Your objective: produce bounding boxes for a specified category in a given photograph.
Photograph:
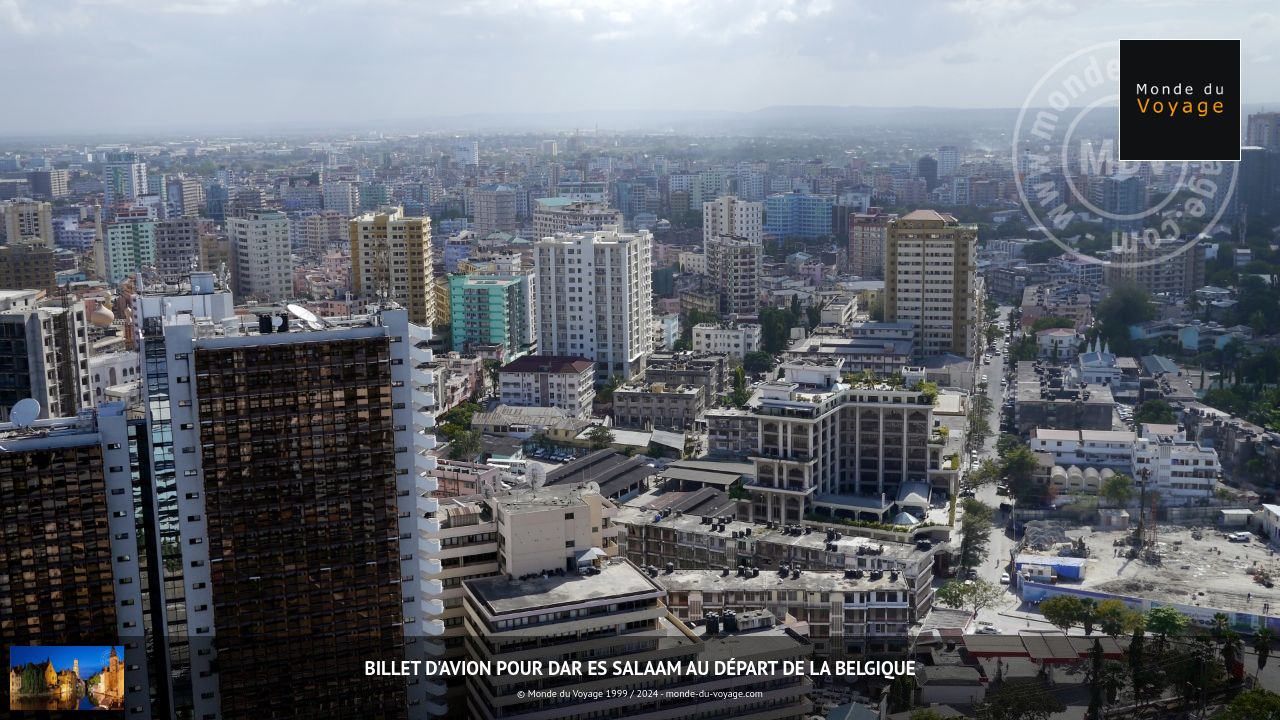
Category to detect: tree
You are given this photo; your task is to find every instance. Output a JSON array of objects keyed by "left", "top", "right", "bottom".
[
  {"left": 1146, "top": 606, "right": 1189, "bottom": 647},
  {"left": 958, "top": 498, "right": 994, "bottom": 570},
  {"left": 1254, "top": 627, "right": 1274, "bottom": 678},
  {"left": 936, "top": 579, "right": 1004, "bottom": 616},
  {"left": 976, "top": 678, "right": 1066, "bottom": 720},
  {"left": 968, "top": 459, "right": 1002, "bottom": 488},
  {"left": 1040, "top": 595, "right": 1086, "bottom": 633},
  {"left": 996, "top": 433, "right": 1023, "bottom": 457},
  {"left": 1133, "top": 399, "right": 1177, "bottom": 426},
  {"left": 448, "top": 430, "right": 482, "bottom": 460},
  {"left": 729, "top": 366, "right": 751, "bottom": 408},
  {"left": 1086, "top": 639, "right": 1104, "bottom": 720},
  {"left": 1095, "top": 282, "right": 1155, "bottom": 354},
  {"left": 586, "top": 425, "right": 615, "bottom": 450},
  {"left": 1002, "top": 445, "right": 1044, "bottom": 505},
  {"left": 868, "top": 295, "right": 885, "bottom": 322},
  {"left": 743, "top": 351, "right": 774, "bottom": 374},
  {"left": 1094, "top": 599, "right": 1142, "bottom": 638},
  {"left": 1100, "top": 473, "right": 1135, "bottom": 508},
  {"left": 1030, "top": 316, "right": 1075, "bottom": 332},
  {"left": 909, "top": 711, "right": 948, "bottom": 720},
  {"left": 1217, "top": 688, "right": 1280, "bottom": 720},
  {"left": 596, "top": 375, "right": 622, "bottom": 404}
]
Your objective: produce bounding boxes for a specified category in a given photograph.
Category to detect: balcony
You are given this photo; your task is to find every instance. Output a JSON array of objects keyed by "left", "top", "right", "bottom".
[
  {"left": 424, "top": 699, "right": 449, "bottom": 716},
  {"left": 424, "top": 619, "right": 446, "bottom": 636},
  {"left": 420, "top": 475, "right": 439, "bottom": 492},
  {"left": 415, "top": 431, "right": 437, "bottom": 451},
  {"left": 421, "top": 640, "right": 445, "bottom": 657},
  {"left": 422, "top": 558, "right": 443, "bottom": 575},
  {"left": 418, "top": 495, "right": 439, "bottom": 514},
  {"left": 422, "top": 538, "right": 442, "bottom": 554},
  {"left": 420, "top": 577, "right": 443, "bottom": 595},
  {"left": 416, "top": 412, "right": 435, "bottom": 429},
  {"left": 409, "top": 324, "right": 432, "bottom": 344},
  {"left": 413, "top": 389, "right": 436, "bottom": 408},
  {"left": 424, "top": 598, "right": 445, "bottom": 616},
  {"left": 422, "top": 679, "right": 447, "bottom": 697},
  {"left": 412, "top": 366, "right": 436, "bottom": 386},
  {"left": 418, "top": 456, "right": 438, "bottom": 472},
  {"left": 421, "top": 517, "right": 441, "bottom": 534}
]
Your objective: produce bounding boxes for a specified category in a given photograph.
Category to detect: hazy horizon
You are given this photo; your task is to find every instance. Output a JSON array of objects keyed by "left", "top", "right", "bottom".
[{"left": 2, "top": 0, "right": 1280, "bottom": 136}]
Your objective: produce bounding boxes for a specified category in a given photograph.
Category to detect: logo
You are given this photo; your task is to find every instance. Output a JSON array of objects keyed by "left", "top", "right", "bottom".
[{"left": 1013, "top": 41, "right": 1238, "bottom": 270}]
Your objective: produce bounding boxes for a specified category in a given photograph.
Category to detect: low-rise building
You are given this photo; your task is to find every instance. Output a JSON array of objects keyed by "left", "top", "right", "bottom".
[
  {"left": 498, "top": 355, "right": 595, "bottom": 418},
  {"left": 1035, "top": 327, "right": 1081, "bottom": 360},
  {"left": 691, "top": 322, "right": 761, "bottom": 359},
  {"left": 1013, "top": 361, "right": 1115, "bottom": 435},
  {"left": 645, "top": 351, "right": 729, "bottom": 398},
  {"left": 1133, "top": 422, "right": 1221, "bottom": 500},
  {"left": 614, "top": 383, "right": 706, "bottom": 431}
]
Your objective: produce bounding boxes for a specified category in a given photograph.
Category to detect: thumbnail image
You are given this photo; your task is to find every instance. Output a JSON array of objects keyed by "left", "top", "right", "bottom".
[{"left": 9, "top": 646, "right": 125, "bottom": 712}]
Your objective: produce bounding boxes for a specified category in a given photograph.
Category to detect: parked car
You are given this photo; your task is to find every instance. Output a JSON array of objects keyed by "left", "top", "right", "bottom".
[{"left": 1000, "top": 572, "right": 1011, "bottom": 584}]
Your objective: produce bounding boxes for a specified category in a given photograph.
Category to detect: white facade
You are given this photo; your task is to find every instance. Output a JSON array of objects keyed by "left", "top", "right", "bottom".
[
  {"left": 1134, "top": 423, "right": 1221, "bottom": 499},
  {"left": 228, "top": 210, "right": 291, "bottom": 301},
  {"left": 691, "top": 323, "right": 762, "bottom": 360},
  {"left": 535, "top": 227, "right": 653, "bottom": 382},
  {"left": 89, "top": 350, "right": 140, "bottom": 406},
  {"left": 678, "top": 251, "right": 706, "bottom": 274},
  {"left": 323, "top": 181, "right": 359, "bottom": 217},
  {"left": 702, "top": 195, "right": 763, "bottom": 247},
  {"left": 1030, "top": 429, "right": 1136, "bottom": 470},
  {"left": 498, "top": 358, "right": 596, "bottom": 418}
]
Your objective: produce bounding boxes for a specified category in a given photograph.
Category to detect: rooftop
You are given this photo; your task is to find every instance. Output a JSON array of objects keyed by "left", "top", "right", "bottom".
[
  {"left": 499, "top": 355, "right": 593, "bottom": 375},
  {"left": 657, "top": 568, "right": 908, "bottom": 593},
  {"left": 465, "top": 559, "right": 664, "bottom": 616}
]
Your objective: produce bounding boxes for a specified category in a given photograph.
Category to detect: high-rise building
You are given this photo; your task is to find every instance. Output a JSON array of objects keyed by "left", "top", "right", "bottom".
[
  {"left": 885, "top": 209, "right": 980, "bottom": 358},
  {"left": 298, "top": 209, "right": 347, "bottom": 256},
  {"left": 323, "top": 180, "right": 360, "bottom": 217},
  {"left": 0, "top": 243, "right": 57, "bottom": 292},
  {"left": 102, "top": 152, "right": 148, "bottom": 219},
  {"left": 1247, "top": 111, "right": 1280, "bottom": 150},
  {"left": 0, "top": 294, "right": 91, "bottom": 419},
  {"left": 227, "top": 209, "right": 291, "bottom": 302},
  {"left": 764, "top": 192, "right": 834, "bottom": 239},
  {"left": 1103, "top": 237, "right": 1205, "bottom": 298},
  {"left": 164, "top": 174, "right": 205, "bottom": 218},
  {"left": 103, "top": 220, "right": 157, "bottom": 285},
  {"left": 471, "top": 184, "right": 518, "bottom": 236},
  {"left": 531, "top": 198, "right": 623, "bottom": 238},
  {"left": 535, "top": 228, "right": 653, "bottom": 382},
  {"left": 1239, "top": 146, "right": 1280, "bottom": 221},
  {"left": 848, "top": 207, "right": 896, "bottom": 280},
  {"left": 26, "top": 168, "right": 69, "bottom": 199},
  {"left": 916, "top": 155, "right": 939, "bottom": 191},
  {"left": 705, "top": 235, "right": 762, "bottom": 318},
  {"left": 153, "top": 217, "right": 200, "bottom": 283},
  {"left": 1090, "top": 174, "right": 1145, "bottom": 232},
  {"left": 350, "top": 207, "right": 436, "bottom": 326},
  {"left": 126, "top": 279, "right": 443, "bottom": 718},
  {"left": 1, "top": 198, "right": 53, "bottom": 246},
  {"left": 702, "top": 195, "right": 763, "bottom": 247},
  {"left": 0, "top": 403, "right": 150, "bottom": 714},
  {"left": 453, "top": 140, "right": 479, "bottom": 167},
  {"left": 447, "top": 273, "right": 535, "bottom": 361},
  {"left": 937, "top": 146, "right": 959, "bottom": 178}
]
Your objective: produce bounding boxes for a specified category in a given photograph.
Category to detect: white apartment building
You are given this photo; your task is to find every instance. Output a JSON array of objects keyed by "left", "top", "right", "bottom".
[
  {"left": 678, "top": 250, "right": 706, "bottom": 274},
  {"left": 702, "top": 195, "right": 763, "bottom": 247},
  {"left": 227, "top": 209, "right": 292, "bottom": 301},
  {"left": 1030, "top": 429, "right": 1136, "bottom": 470},
  {"left": 535, "top": 227, "right": 653, "bottom": 382},
  {"left": 1, "top": 198, "right": 53, "bottom": 246},
  {"left": 498, "top": 355, "right": 595, "bottom": 418},
  {"left": 323, "top": 181, "right": 359, "bottom": 217},
  {"left": 1133, "top": 423, "right": 1221, "bottom": 500},
  {"left": 884, "top": 210, "right": 980, "bottom": 358},
  {"left": 691, "top": 322, "right": 761, "bottom": 359}
]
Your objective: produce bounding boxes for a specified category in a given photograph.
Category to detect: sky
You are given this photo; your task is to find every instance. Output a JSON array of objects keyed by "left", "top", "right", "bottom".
[
  {"left": 1, "top": 0, "right": 1279, "bottom": 135},
  {"left": 10, "top": 645, "right": 124, "bottom": 678}
]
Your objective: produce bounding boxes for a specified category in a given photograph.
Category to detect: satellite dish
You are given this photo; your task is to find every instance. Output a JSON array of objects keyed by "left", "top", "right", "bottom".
[
  {"left": 271, "top": 314, "right": 285, "bottom": 329},
  {"left": 9, "top": 398, "right": 40, "bottom": 429},
  {"left": 583, "top": 481, "right": 600, "bottom": 495},
  {"left": 286, "top": 303, "right": 327, "bottom": 330}
]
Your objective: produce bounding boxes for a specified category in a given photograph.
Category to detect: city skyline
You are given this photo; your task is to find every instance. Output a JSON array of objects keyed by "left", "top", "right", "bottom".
[{"left": 3, "top": 0, "right": 1280, "bottom": 135}]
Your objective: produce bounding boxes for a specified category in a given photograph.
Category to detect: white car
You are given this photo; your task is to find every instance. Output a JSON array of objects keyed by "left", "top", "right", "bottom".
[
  {"left": 1000, "top": 573, "right": 1011, "bottom": 584},
  {"left": 981, "top": 375, "right": 989, "bottom": 383}
]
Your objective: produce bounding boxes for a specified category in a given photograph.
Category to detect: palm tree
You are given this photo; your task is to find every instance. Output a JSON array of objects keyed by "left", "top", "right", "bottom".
[
  {"left": 1254, "top": 627, "right": 1275, "bottom": 680},
  {"left": 1222, "top": 630, "right": 1244, "bottom": 683}
]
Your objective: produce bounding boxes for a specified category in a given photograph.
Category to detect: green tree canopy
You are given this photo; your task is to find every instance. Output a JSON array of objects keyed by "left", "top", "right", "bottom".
[
  {"left": 977, "top": 678, "right": 1066, "bottom": 720},
  {"left": 1096, "top": 282, "right": 1155, "bottom": 354},
  {"left": 1133, "top": 399, "right": 1177, "bottom": 426},
  {"left": 1100, "top": 473, "right": 1135, "bottom": 508},
  {"left": 586, "top": 425, "right": 615, "bottom": 450}
]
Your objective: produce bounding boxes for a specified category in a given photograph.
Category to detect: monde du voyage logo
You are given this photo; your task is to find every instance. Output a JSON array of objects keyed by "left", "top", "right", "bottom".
[{"left": 1120, "top": 39, "right": 1241, "bottom": 161}]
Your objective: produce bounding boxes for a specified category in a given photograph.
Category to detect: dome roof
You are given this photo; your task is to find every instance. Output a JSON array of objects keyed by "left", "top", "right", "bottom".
[{"left": 90, "top": 305, "right": 115, "bottom": 327}]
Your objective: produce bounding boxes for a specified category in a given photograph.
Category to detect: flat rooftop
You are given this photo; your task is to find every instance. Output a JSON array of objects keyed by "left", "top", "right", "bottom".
[
  {"left": 658, "top": 569, "right": 907, "bottom": 594},
  {"left": 466, "top": 559, "right": 663, "bottom": 616},
  {"left": 1050, "top": 526, "right": 1280, "bottom": 616}
]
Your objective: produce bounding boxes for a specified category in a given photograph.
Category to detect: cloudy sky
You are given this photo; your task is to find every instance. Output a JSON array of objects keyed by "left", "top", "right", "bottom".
[{"left": 2, "top": 0, "right": 1278, "bottom": 135}]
